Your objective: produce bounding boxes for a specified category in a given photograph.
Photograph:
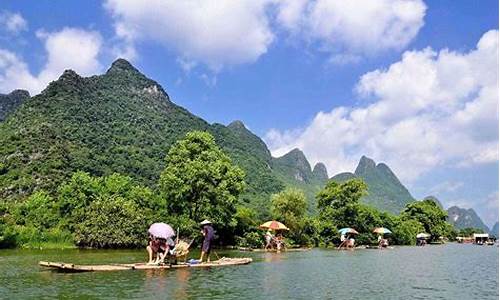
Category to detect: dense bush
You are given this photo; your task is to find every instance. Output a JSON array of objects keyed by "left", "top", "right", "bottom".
[{"left": 74, "top": 198, "right": 151, "bottom": 248}]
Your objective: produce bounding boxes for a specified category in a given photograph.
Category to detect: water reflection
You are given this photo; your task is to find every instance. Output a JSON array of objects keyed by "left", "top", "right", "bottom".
[{"left": 0, "top": 245, "right": 498, "bottom": 299}]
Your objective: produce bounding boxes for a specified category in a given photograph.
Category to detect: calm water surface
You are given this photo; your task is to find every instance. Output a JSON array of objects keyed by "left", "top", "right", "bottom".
[{"left": 1, "top": 243, "right": 498, "bottom": 299}]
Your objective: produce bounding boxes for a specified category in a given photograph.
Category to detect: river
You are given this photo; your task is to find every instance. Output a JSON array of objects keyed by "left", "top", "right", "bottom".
[{"left": 1, "top": 243, "right": 497, "bottom": 299}]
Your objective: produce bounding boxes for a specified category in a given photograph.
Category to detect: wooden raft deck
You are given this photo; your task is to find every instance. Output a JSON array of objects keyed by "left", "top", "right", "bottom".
[
  {"left": 39, "top": 257, "right": 252, "bottom": 272},
  {"left": 238, "top": 247, "right": 312, "bottom": 252}
]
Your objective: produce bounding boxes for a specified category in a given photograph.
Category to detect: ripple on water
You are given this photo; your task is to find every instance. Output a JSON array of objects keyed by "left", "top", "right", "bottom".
[{"left": 0, "top": 244, "right": 498, "bottom": 299}]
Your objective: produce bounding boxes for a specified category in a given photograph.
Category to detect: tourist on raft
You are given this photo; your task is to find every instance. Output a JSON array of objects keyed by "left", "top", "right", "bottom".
[
  {"left": 199, "top": 220, "right": 215, "bottom": 263},
  {"left": 378, "top": 235, "right": 389, "bottom": 248},
  {"left": 147, "top": 235, "right": 175, "bottom": 264},
  {"left": 264, "top": 230, "right": 274, "bottom": 251}
]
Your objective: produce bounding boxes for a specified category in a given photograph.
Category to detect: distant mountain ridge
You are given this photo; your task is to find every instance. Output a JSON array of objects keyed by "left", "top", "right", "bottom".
[
  {"left": 490, "top": 222, "right": 499, "bottom": 238},
  {"left": 424, "top": 196, "right": 443, "bottom": 209},
  {"left": 447, "top": 206, "right": 490, "bottom": 233},
  {"left": 331, "top": 156, "right": 415, "bottom": 214},
  {"left": 0, "top": 89, "right": 30, "bottom": 121}
]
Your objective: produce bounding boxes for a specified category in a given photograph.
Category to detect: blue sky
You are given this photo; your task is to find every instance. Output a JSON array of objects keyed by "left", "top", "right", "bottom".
[{"left": 0, "top": 1, "right": 498, "bottom": 226}]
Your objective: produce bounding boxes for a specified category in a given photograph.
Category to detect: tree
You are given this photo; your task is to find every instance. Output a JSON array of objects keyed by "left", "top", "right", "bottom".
[
  {"left": 457, "top": 227, "right": 484, "bottom": 237},
  {"left": 401, "top": 199, "right": 453, "bottom": 240},
  {"left": 58, "top": 171, "right": 159, "bottom": 231},
  {"left": 316, "top": 179, "right": 368, "bottom": 245},
  {"left": 159, "top": 131, "right": 245, "bottom": 234},
  {"left": 74, "top": 197, "right": 150, "bottom": 248},
  {"left": 317, "top": 179, "right": 367, "bottom": 211},
  {"left": 270, "top": 188, "right": 309, "bottom": 245},
  {"left": 317, "top": 179, "right": 367, "bottom": 227},
  {"left": 391, "top": 218, "right": 424, "bottom": 245}
]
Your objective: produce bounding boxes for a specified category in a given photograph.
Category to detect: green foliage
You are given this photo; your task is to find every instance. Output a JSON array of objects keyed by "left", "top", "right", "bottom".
[
  {"left": 270, "top": 188, "right": 311, "bottom": 245},
  {"left": 12, "top": 191, "right": 59, "bottom": 229},
  {"left": 401, "top": 199, "right": 454, "bottom": 240},
  {"left": 317, "top": 179, "right": 368, "bottom": 228},
  {"left": 234, "top": 206, "right": 258, "bottom": 237},
  {"left": 10, "top": 225, "right": 73, "bottom": 249},
  {"left": 331, "top": 156, "right": 415, "bottom": 214},
  {"left": 0, "top": 218, "right": 17, "bottom": 248},
  {"left": 314, "top": 179, "right": 429, "bottom": 246},
  {"left": 159, "top": 131, "right": 245, "bottom": 232},
  {"left": 391, "top": 219, "right": 424, "bottom": 245},
  {"left": 457, "top": 227, "right": 485, "bottom": 237},
  {"left": 0, "top": 61, "right": 292, "bottom": 215},
  {"left": 58, "top": 171, "right": 160, "bottom": 233},
  {"left": 236, "top": 232, "right": 263, "bottom": 248},
  {"left": 74, "top": 197, "right": 151, "bottom": 248}
]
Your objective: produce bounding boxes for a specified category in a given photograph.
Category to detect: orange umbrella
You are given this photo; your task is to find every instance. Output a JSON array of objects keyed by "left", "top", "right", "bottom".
[
  {"left": 373, "top": 227, "right": 392, "bottom": 234},
  {"left": 259, "top": 220, "right": 289, "bottom": 231}
]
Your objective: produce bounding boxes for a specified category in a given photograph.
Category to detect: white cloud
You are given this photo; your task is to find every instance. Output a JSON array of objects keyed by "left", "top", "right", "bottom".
[
  {"left": 104, "top": 0, "right": 427, "bottom": 70},
  {"left": 429, "top": 181, "right": 464, "bottom": 195},
  {"left": 276, "top": 0, "right": 426, "bottom": 59},
  {"left": 265, "top": 30, "right": 499, "bottom": 182},
  {"left": 0, "top": 27, "right": 102, "bottom": 95},
  {"left": 0, "top": 11, "right": 28, "bottom": 34},
  {"left": 104, "top": 0, "right": 275, "bottom": 71}
]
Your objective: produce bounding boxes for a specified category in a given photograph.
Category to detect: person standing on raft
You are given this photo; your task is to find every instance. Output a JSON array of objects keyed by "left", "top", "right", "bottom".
[{"left": 199, "top": 220, "right": 215, "bottom": 263}]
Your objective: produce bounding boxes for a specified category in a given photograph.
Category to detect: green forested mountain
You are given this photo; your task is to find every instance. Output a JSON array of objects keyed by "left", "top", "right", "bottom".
[
  {"left": 0, "top": 89, "right": 30, "bottom": 121},
  {"left": 331, "top": 156, "right": 415, "bottom": 214},
  {"left": 312, "top": 163, "right": 328, "bottom": 181},
  {"left": 271, "top": 149, "right": 328, "bottom": 214},
  {"left": 423, "top": 196, "right": 443, "bottom": 209},
  {"left": 0, "top": 59, "right": 326, "bottom": 217},
  {"left": 447, "top": 206, "right": 490, "bottom": 233}
]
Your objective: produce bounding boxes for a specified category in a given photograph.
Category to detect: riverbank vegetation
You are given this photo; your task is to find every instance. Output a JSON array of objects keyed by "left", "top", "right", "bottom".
[{"left": 0, "top": 131, "right": 456, "bottom": 249}]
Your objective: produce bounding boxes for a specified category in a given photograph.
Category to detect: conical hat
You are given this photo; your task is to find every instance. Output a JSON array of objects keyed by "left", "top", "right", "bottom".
[{"left": 200, "top": 219, "right": 212, "bottom": 225}]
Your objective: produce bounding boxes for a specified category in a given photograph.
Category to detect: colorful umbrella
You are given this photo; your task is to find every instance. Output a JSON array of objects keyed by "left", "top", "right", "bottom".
[
  {"left": 148, "top": 223, "right": 175, "bottom": 239},
  {"left": 338, "top": 228, "right": 359, "bottom": 235},
  {"left": 373, "top": 227, "right": 392, "bottom": 234},
  {"left": 259, "top": 220, "right": 289, "bottom": 231},
  {"left": 416, "top": 233, "right": 430, "bottom": 239}
]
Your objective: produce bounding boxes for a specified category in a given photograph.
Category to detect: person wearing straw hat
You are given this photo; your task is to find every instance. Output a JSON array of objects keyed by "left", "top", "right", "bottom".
[{"left": 199, "top": 220, "right": 214, "bottom": 263}]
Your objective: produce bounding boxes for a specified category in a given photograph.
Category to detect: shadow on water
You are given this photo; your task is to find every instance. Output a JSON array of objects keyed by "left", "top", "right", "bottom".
[{"left": 0, "top": 244, "right": 498, "bottom": 299}]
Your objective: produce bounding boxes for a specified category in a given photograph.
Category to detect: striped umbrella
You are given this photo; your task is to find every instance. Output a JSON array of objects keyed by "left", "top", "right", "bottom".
[
  {"left": 259, "top": 220, "right": 289, "bottom": 231},
  {"left": 373, "top": 227, "right": 392, "bottom": 234},
  {"left": 339, "top": 228, "right": 359, "bottom": 235}
]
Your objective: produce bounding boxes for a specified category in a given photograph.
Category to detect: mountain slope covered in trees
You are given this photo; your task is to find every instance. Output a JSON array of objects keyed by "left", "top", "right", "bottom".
[
  {"left": 0, "top": 59, "right": 326, "bottom": 217},
  {"left": 331, "top": 156, "right": 415, "bottom": 214},
  {"left": 447, "top": 206, "right": 490, "bottom": 233},
  {"left": 0, "top": 89, "right": 30, "bottom": 121}
]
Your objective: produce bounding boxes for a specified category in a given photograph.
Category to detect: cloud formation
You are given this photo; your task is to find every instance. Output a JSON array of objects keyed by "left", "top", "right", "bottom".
[
  {"left": 104, "top": 0, "right": 427, "bottom": 70},
  {"left": 104, "top": 0, "right": 274, "bottom": 71},
  {"left": 0, "top": 11, "right": 28, "bottom": 34},
  {"left": 0, "top": 28, "right": 102, "bottom": 95},
  {"left": 277, "top": 0, "right": 426, "bottom": 61},
  {"left": 265, "top": 30, "right": 499, "bottom": 182}
]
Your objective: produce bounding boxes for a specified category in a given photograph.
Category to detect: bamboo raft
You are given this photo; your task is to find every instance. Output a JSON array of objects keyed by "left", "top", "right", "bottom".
[
  {"left": 39, "top": 257, "right": 252, "bottom": 272},
  {"left": 364, "top": 245, "right": 395, "bottom": 250},
  {"left": 238, "top": 247, "right": 311, "bottom": 252}
]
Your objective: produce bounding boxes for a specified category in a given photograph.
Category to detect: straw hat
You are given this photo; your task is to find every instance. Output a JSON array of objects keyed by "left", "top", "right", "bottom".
[{"left": 200, "top": 219, "right": 212, "bottom": 225}]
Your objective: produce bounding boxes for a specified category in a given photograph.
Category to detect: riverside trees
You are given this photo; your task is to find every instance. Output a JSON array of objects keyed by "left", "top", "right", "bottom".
[{"left": 0, "top": 130, "right": 455, "bottom": 248}]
